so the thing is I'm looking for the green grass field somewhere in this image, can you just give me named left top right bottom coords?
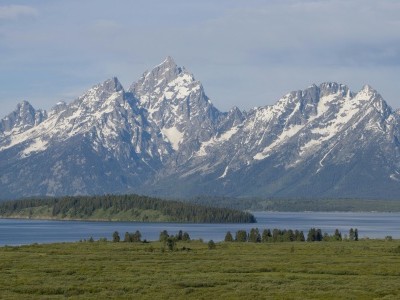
left=1, top=239, right=400, bottom=299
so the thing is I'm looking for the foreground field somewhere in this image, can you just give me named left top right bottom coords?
left=1, top=240, right=400, bottom=299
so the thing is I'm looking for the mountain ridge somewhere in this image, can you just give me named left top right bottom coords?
left=1, top=57, right=399, bottom=200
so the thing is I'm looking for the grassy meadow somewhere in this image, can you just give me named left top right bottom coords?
left=1, top=239, right=400, bottom=299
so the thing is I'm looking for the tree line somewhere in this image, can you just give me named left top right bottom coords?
left=110, top=227, right=359, bottom=248
left=224, top=228, right=359, bottom=242
left=0, top=194, right=256, bottom=223
left=189, top=196, right=400, bottom=212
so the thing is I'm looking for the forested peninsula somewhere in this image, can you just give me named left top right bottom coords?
left=0, top=194, right=256, bottom=223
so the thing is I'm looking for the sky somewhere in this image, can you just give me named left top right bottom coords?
left=1, top=0, right=400, bottom=116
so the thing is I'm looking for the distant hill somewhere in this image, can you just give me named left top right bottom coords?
left=0, top=194, right=256, bottom=223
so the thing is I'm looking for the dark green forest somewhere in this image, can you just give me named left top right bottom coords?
left=0, top=194, right=256, bottom=223
left=188, top=196, right=400, bottom=212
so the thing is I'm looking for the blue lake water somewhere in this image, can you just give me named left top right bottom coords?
left=1, top=211, right=399, bottom=246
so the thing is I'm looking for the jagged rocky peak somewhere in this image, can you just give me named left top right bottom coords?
left=95, top=77, right=124, bottom=95
left=353, top=84, right=380, bottom=100
left=226, top=106, right=244, bottom=123
left=357, top=86, right=392, bottom=117
left=318, top=82, right=350, bottom=98
left=289, top=82, right=350, bottom=110
left=217, top=106, right=245, bottom=132
left=228, top=106, right=243, bottom=118
left=49, top=101, right=68, bottom=116
left=361, top=87, right=392, bottom=117
left=15, top=100, right=36, bottom=121
left=131, top=56, right=184, bottom=95
left=73, top=77, right=124, bottom=108
left=361, top=84, right=374, bottom=92
left=129, top=56, right=219, bottom=123
left=349, top=84, right=386, bottom=110
left=287, top=82, right=350, bottom=109
left=0, top=100, right=47, bottom=133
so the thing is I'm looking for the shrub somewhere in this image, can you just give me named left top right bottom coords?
left=208, top=240, right=216, bottom=250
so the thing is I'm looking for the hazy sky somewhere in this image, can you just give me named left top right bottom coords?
left=1, top=0, right=400, bottom=116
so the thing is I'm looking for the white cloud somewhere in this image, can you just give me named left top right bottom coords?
left=0, top=5, right=38, bottom=20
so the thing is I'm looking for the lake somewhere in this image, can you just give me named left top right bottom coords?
left=1, top=211, right=399, bottom=246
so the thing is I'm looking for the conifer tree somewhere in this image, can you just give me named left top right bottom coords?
left=349, top=228, right=355, bottom=241
left=262, top=229, right=271, bottom=243
left=132, top=230, right=142, bottom=242
left=272, top=229, right=281, bottom=242
left=124, top=232, right=131, bottom=242
left=224, top=231, right=233, bottom=242
left=249, top=228, right=261, bottom=243
left=112, top=231, right=120, bottom=243
left=235, top=230, right=247, bottom=242
left=333, top=229, right=342, bottom=241
left=166, top=237, right=176, bottom=251
left=159, top=230, right=169, bottom=242
left=307, top=228, right=323, bottom=242
left=182, top=232, right=191, bottom=241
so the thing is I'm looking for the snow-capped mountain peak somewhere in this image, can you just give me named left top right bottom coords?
left=1, top=59, right=399, bottom=200
left=130, top=56, right=200, bottom=110
left=129, top=57, right=221, bottom=154
left=130, top=56, right=183, bottom=101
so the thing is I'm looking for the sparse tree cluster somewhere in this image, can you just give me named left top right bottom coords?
left=227, top=228, right=305, bottom=243
left=307, top=228, right=360, bottom=242
left=349, top=228, right=359, bottom=241
left=157, top=230, right=192, bottom=251
left=159, top=230, right=191, bottom=243
left=123, top=230, right=142, bottom=243
left=307, top=228, right=323, bottom=242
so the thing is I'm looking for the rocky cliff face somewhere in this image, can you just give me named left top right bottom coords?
left=1, top=58, right=399, bottom=199
left=0, top=101, right=47, bottom=136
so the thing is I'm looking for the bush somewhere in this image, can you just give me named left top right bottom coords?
left=166, top=237, right=176, bottom=251
left=385, top=236, right=393, bottom=241
left=208, top=240, right=216, bottom=250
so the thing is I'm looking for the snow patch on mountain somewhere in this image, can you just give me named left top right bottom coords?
left=196, top=126, right=240, bottom=157
left=219, top=166, right=229, bottom=179
left=21, top=138, right=48, bottom=157
left=254, top=124, right=303, bottom=160
left=161, top=126, right=184, bottom=150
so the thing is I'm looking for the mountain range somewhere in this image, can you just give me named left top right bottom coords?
left=1, top=57, right=399, bottom=200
